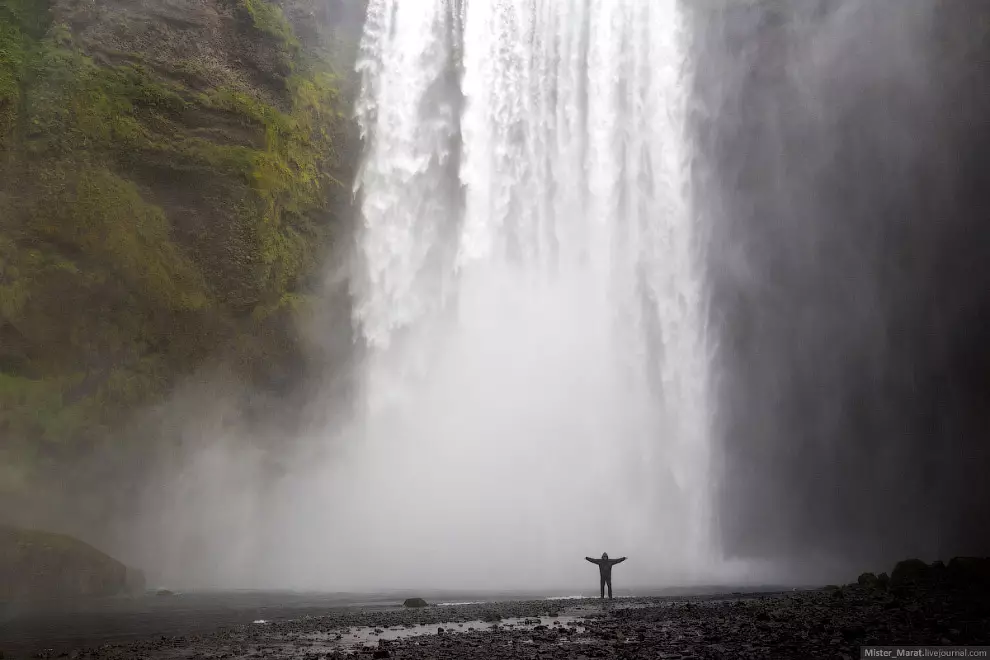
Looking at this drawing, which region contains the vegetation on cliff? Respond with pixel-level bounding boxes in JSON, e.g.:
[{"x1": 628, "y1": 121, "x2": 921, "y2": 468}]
[{"x1": 0, "y1": 0, "x2": 355, "y2": 496}]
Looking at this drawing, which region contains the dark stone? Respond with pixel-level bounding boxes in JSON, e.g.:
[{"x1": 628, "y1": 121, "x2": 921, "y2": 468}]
[
  {"x1": 402, "y1": 597, "x2": 428, "y2": 608},
  {"x1": 890, "y1": 559, "x2": 931, "y2": 587},
  {"x1": 156, "y1": 589, "x2": 176, "y2": 597},
  {"x1": 372, "y1": 651, "x2": 390, "y2": 659},
  {"x1": 946, "y1": 557, "x2": 990, "y2": 585},
  {"x1": 877, "y1": 572, "x2": 890, "y2": 589},
  {"x1": 857, "y1": 572, "x2": 880, "y2": 589}
]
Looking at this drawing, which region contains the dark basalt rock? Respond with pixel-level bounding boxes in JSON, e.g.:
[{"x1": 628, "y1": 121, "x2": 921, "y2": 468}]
[
  {"x1": 876, "y1": 572, "x2": 890, "y2": 590},
  {"x1": 857, "y1": 572, "x2": 879, "y2": 587},
  {"x1": 947, "y1": 556, "x2": 990, "y2": 585},
  {"x1": 890, "y1": 558, "x2": 931, "y2": 587},
  {"x1": 402, "y1": 597, "x2": 429, "y2": 608}
]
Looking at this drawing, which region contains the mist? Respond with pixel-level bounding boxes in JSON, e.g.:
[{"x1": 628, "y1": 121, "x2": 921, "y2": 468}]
[
  {"x1": 43, "y1": 0, "x2": 990, "y2": 594},
  {"x1": 695, "y1": 0, "x2": 990, "y2": 572}
]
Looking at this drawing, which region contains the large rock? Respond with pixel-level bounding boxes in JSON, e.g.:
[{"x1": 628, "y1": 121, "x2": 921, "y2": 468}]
[
  {"x1": 946, "y1": 557, "x2": 990, "y2": 586},
  {"x1": 0, "y1": 525, "x2": 134, "y2": 600},
  {"x1": 403, "y1": 597, "x2": 429, "y2": 608},
  {"x1": 890, "y1": 558, "x2": 931, "y2": 588},
  {"x1": 856, "y1": 572, "x2": 879, "y2": 588}
]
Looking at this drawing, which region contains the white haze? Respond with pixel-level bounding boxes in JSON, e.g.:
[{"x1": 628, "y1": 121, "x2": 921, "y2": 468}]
[{"x1": 118, "y1": 0, "x2": 791, "y2": 592}]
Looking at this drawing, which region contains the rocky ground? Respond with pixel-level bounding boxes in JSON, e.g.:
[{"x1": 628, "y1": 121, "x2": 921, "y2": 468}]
[{"x1": 11, "y1": 560, "x2": 988, "y2": 660}]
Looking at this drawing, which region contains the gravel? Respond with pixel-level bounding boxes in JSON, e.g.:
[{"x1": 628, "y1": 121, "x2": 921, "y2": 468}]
[{"x1": 16, "y1": 579, "x2": 986, "y2": 660}]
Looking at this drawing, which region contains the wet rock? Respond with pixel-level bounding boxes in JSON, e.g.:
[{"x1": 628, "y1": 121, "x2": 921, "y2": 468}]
[
  {"x1": 403, "y1": 597, "x2": 429, "y2": 608},
  {"x1": 156, "y1": 589, "x2": 177, "y2": 597},
  {"x1": 857, "y1": 572, "x2": 879, "y2": 588},
  {"x1": 891, "y1": 558, "x2": 931, "y2": 587},
  {"x1": 947, "y1": 557, "x2": 990, "y2": 585},
  {"x1": 52, "y1": 581, "x2": 990, "y2": 660}
]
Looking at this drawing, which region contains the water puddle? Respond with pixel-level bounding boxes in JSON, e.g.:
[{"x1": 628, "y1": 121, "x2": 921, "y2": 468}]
[{"x1": 279, "y1": 615, "x2": 587, "y2": 655}]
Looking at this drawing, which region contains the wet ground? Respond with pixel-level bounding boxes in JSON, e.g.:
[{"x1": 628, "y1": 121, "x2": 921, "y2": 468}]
[
  {"x1": 3, "y1": 580, "x2": 987, "y2": 660},
  {"x1": 0, "y1": 586, "x2": 786, "y2": 658}
]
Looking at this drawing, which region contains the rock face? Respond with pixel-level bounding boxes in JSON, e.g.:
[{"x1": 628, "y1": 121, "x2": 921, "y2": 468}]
[
  {"x1": 0, "y1": 0, "x2": 362, "y2": 524},
  {"x1": 402, "y1": 598, "x2": 429, "y2": 608},
  {"x1": 0, "y1": 525, "x2": 136, "y2": 600}
]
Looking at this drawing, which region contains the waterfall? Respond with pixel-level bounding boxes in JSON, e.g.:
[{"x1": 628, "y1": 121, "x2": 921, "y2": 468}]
[{"x1": 301, "y1": 0, "x2": 718, "y2": 590}]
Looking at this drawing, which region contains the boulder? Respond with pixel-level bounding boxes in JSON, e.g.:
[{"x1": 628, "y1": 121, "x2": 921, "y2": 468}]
[
  {"x1": 403, "y1": 597, "x2": 429, "y2": 608},
  {"x1": 876, "y1": 572, "x2": 890, "y2": 589},
  {"x1": 946, "y1": 557, "x2": 990, "y2": 586},
  {"x1": 857, "y1": 572, "x2": 879, "y2": 588},
  {"x1": 0, "y1": 525, "x2": 131, "y2": 600},
  {"x1": 890, "y1": 558, "x2": 931, "y2": 588}
]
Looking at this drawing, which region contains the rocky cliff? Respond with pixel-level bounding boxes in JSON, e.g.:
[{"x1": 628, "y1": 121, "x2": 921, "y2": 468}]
[
  {"x1": 0, "y1": 0, "x2": 363, "y2": 508},
  {"x1": 0, "y1": 524, "x2": 145, "y2": 599}
]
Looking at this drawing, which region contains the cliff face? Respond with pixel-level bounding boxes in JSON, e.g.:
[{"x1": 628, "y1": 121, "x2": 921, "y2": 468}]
[
  {"x1": 0, "y1": 0, "x2": 362, "y2": 503},
  {"x1": 0, "y1": 524, "x2": 144, "y2": 599}
]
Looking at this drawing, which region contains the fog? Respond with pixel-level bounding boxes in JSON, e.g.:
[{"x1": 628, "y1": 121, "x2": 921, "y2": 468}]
[
  {"x1": 30, "y1": 0, "x2": 990, "y2": 593},
  {"x1": 693, "y1": 0, "x2": 990, "y2": 572}
]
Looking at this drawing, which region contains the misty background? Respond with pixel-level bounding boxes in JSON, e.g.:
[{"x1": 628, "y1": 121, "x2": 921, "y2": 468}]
[
  {"x1": 4, "y1": 0, "x2": 989, "y2": 593},
  {"x1": 693, "y1": 0, "x2": 990, "y2": 571}
]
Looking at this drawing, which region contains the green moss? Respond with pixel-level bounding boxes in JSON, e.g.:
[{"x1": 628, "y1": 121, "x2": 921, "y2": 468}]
[
  {"x1": 0, "y1": 372, "x2": 90, "y2": 444},
  {"x1": 25, "y1": 46, "x2": 190, "y2": 154},
  {"x1": 30, "y1": 166, "x2": 210, "y2": 312},
  {"x1": 0, "y1": 0, "x2": 352, "y2": 497},
  {"x1": 251, "y1": 291, "x2": 315, "y2": 322},
  {"x1": 237, "y1": 0, "x2": 300, "y2": 61},
  {"x1": 0, "y1": 0, "x2": 53, "y2": 145},
  {"x1": 198, "y1": 67, "x2": 343, "y2": 296}
]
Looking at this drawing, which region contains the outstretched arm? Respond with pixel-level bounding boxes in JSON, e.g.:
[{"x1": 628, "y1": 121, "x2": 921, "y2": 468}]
[
  {"x1": 612, "y1": 557, "x2": 626, "y2": 565},
  {"x1": 585, "y1": 557, "x2": 599, "y2": 564}
]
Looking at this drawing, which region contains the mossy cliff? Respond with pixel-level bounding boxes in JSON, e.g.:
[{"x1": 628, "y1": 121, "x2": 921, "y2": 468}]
[{"x1": 0, "y1": 0, "x2": 359, "y2": 499}]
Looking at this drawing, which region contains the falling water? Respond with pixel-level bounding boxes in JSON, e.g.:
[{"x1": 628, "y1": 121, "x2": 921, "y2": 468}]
[{"x1": 283, "y1": 0, "x2": 719, "y2": 590}]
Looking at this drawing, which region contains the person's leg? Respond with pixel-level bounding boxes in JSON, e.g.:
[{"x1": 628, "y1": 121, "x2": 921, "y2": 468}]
[
  {"x1": 600, "y1": 575, "x2": 605, "y2": 599},
  {"x1": 606, "y1": 577, "x2": 613, "y2": 599}
]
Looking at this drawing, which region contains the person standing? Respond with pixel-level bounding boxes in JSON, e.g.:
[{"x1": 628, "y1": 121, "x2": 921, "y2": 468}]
[{"x1": 585, "y1": 552, "x2": 627, "y2": 599}]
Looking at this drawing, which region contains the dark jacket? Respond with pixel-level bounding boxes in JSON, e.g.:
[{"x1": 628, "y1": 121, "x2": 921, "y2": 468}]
[{"x1": 586, "y1": 556, "x2": 626, "y2": 579}]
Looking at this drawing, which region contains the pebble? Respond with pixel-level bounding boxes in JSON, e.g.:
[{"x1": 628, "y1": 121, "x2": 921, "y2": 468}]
[{"x1": 19, "y1": 581, "x2": 990, "y2": 660}]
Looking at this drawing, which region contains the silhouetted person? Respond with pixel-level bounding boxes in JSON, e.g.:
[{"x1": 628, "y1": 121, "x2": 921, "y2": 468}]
[{"x1": 585, "y1": 552, "x2": 626, "y2": 599}]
